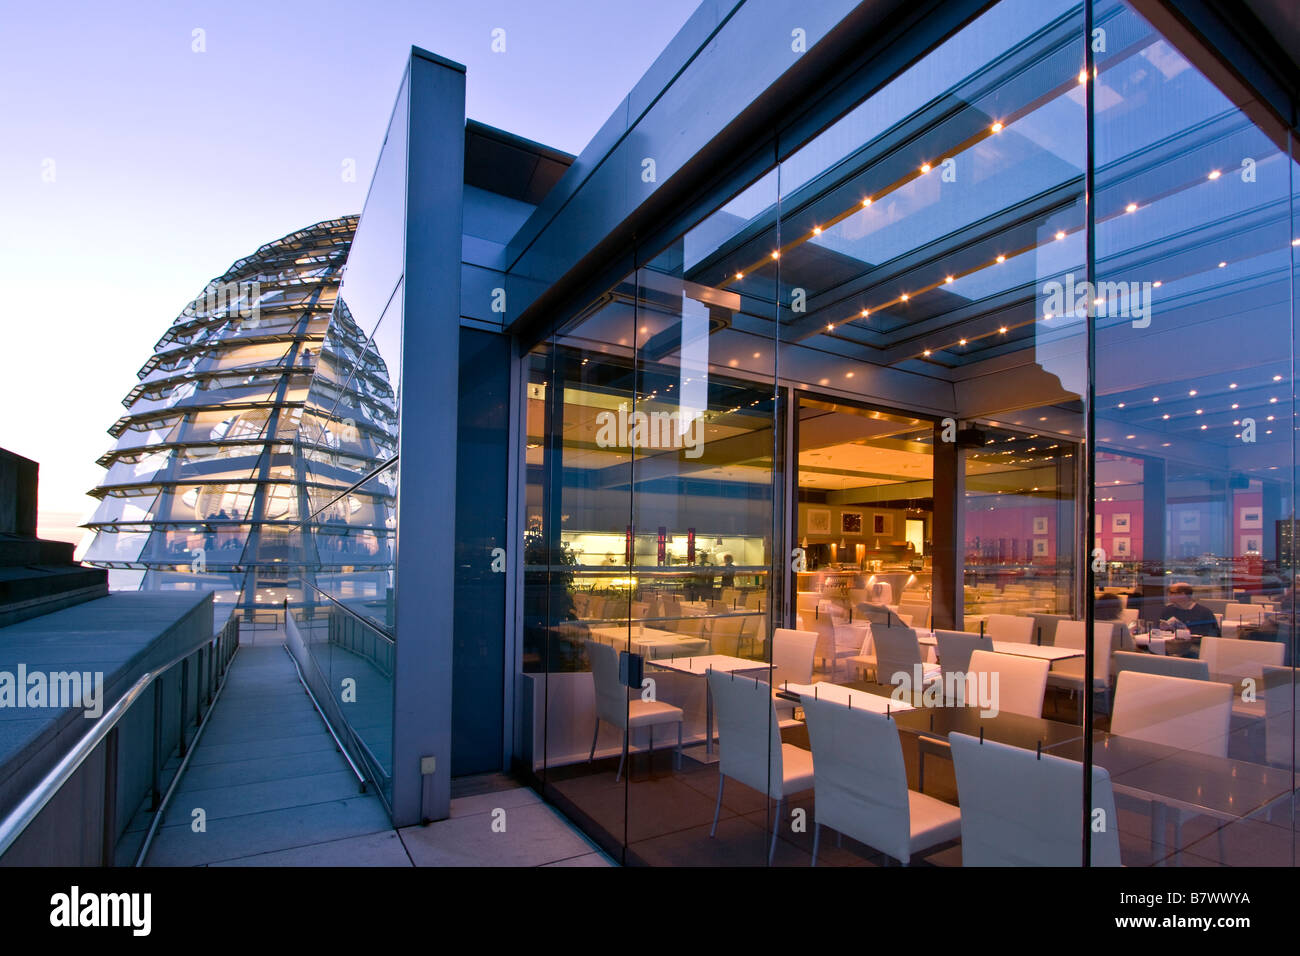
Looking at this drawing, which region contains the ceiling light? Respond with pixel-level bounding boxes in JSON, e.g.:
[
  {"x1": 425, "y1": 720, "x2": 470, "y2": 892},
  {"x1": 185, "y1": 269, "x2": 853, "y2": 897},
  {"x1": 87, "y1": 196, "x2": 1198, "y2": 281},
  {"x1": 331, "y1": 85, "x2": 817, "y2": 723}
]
[
  {"x1": 862, "y1": 197, "x2": 872, "y2": 207},
  {"x1": 1153, "y1": 280, "x2": 1162, "y2": 288},
  {"x1": 991, "y1": 122, "x2": 1003, "y2": 133},
  {"x1": 1208, "y1": 170, "x2": 1221, "y2": 180},
  {"x1": 1162, "y1": 413, "x2": 1170, "y2": 420},
  {"x1": 826, "y1": 323, "x2": 834, "y2": 332},
  {"x1": 999, "y1": 326, "x2": 1007, "y2": 334},
  {"x1": 1231, "y1": 403, "x2": 1239, "y2": 409},
  {"x1": 1273, "y1": 374, "x2": 1283, "y2": 381},
  {"x1": 1117, "y1": 402, "x2": 1126, "y2": 408},
  {"x1": 996, "y1": 254, "x2": 1006, "y2": 263},
  {"x1": 945, "y1": 275, "x2": 954, "y2": 283},
  {"x1": 1125, "y1": 202, "x2": 1138, "y2": 213},
  {"x1": 1055, "y1": 230, "x2": 1066, "y2": 241},
  {"x1": 901, "y1": 293, "x2": 909, "y2": 302},
  {"x1": 771, "y1": 250, "x2": 780, "y2": 260},
  {"x1": 734, "y1": 272, "x2": 743, "y2": 280},
  {"x1": 1229, "y1": 382, "x2": 1237, "y2": 389},
  {"x1": 1078, "y1": 69, "x2": 1088, "y2": 84},
  {"x1": 812, "y1": 226, "x2": 822, "y2": 236},
  {"x1": 921, "y1": 163, "x2": 931, "y2": 173},
  {"x1": 1188, "y1": 389, "x2": 1197, "y2": 396},
  {"x1": 861, "y1": 308, "x2": 869, "y2": 317},
  {"x1": 922, "y1": 349, "x2": 931, "y2": 357},
  {"x1": 959, "y1": 338, "x2": 967, "y2": 346},
  {"x1": 1218, "y1": 261, "x2": 1227, "y2": 268}
]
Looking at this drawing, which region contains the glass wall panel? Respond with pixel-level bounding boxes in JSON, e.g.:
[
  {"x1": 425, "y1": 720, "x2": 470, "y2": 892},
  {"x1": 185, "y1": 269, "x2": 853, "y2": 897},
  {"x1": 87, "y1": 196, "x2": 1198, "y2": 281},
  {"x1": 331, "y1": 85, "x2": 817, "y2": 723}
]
[{"x1": 1087, "y1": 0, "x2": 1296, "y2": 866}]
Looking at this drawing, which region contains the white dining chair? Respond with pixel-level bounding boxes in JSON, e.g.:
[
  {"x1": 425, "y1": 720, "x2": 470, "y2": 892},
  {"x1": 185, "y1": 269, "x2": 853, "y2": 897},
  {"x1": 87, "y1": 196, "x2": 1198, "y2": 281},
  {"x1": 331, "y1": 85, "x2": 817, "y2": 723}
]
[
  {"x1": 586, "y1": 640, "x2": 683, "y2": 782},
  {"x1": 934, "y1": 630, "x2": 991, "y2": 679},
  {"x1": 966, "y1": 649, "x2": 1049, "y2": 719},
  {"x1": 833, "y1": 621, "x2": 871, "y2": 680},
  {"x1": 1047, "y1": 621, "x2": 1116, "y2": 712},
  {"x1": 1198, "y1": 635, "x2": 1284, "y2": 677},
  {"x1": 709, "y1": 615, "x2": 752, "y2": 658},
  {"x1": 984, "y1": 613, "x2": 1035, "y2": 644},
  {"x1": 871, "y1": 626, "x2": 940, "y2": 701},
  {"x1": 801, "y1": 694, "x2": 960, "y2": 865},
  {"x1": 949, "y1": 732, "x2": 1121, "y2": 866},
  {"x1": 1113, "y1": 651, "x2": 1209, "y2": 681},
  {"x1": 707, "y1": 669, "x2": 814, "y2": 863},
  {"x1": 1110, "y1": 669, "x2": 1234, "y2": 861},
  {"x1": 771, "y1": 627, "x2": 817, "y2": 727},
  {"x1": 1262, "y1": 665, "x2": 1295, "y2": 770}
]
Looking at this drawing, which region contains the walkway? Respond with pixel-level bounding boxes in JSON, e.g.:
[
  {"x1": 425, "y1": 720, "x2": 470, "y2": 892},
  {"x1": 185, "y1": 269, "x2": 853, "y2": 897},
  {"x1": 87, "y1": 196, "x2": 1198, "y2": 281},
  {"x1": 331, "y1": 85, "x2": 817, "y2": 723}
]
[{"x1": 143, "y1": 639, "x2": 611, "y2": 867}]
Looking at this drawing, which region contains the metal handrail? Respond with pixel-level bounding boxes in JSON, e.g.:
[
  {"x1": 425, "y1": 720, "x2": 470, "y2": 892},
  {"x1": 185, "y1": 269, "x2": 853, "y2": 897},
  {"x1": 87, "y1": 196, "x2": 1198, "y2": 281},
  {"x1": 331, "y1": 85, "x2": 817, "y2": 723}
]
[
  {"x1": 133, "y1": 642, "x2": 239, "y2": 865},
  {"x1": 0, "y1": 618, "x2": 238, "y2": 861}
]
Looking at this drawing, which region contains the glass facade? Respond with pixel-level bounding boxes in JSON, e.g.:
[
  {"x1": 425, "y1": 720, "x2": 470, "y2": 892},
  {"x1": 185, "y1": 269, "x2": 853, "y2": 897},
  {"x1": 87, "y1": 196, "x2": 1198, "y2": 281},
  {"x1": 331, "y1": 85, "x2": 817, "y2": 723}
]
[
  {"x1": 82, "y1": 216, "x2": 358, "y2": 624},
  {"x1": 512, "y1": 0, "x2": 1300, "y2": 865}
]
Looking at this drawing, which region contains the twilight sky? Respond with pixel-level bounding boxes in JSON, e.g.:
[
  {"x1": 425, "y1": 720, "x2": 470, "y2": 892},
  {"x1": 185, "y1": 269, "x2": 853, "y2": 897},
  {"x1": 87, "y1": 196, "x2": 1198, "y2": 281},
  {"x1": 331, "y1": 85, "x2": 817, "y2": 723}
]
[{"x1": 0, "y1": 0, "x2": 701, "y2": 545}]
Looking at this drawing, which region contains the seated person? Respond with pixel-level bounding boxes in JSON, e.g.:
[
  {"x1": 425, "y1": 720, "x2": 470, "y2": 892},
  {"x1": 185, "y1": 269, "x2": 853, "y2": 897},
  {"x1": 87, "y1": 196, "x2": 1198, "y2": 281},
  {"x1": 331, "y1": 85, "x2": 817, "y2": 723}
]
[
  {"x1": 1158, "y1": 582, "x2": 1220, "y2": 637},
  {"x1": 1094, "y1": 592, "x2": 1122, "y2": 621}
]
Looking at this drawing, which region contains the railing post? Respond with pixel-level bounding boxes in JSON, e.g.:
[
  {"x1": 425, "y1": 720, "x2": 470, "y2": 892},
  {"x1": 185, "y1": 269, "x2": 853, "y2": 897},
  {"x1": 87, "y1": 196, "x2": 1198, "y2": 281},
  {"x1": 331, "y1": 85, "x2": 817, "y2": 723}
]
[
  {"x1": 179, "y1": 659, "x2": 189, "y2": 758},
  {"x1": 151, "y1": 680, "x2": 162, "y2": 811},
  {"x1": 102, "y1": 726, "x2": 118, "y2": 866},
  {"x1": 196, "y1": 647, "x2": 205, "y2": 722}
]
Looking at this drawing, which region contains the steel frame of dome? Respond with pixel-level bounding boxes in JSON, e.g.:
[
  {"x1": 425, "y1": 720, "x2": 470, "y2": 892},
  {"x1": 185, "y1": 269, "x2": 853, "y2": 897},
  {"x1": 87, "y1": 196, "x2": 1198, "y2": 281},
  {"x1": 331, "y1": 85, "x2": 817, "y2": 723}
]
[{"x1": 80, "y1": 215, "x2": 396, "y2": 615}]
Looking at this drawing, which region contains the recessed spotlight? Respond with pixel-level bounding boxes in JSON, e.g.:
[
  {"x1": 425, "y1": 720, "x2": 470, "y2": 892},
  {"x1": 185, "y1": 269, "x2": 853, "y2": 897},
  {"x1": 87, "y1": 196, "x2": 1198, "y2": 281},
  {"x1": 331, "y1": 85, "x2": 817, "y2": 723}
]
[
  {"x1": 1200, "y1": 424, "x2": 1208, "y2": 430},
  {"x1": 945, "y1": 275, "x2": 954, "y2": 283},
  {"x1": 1126, "y1": 435, "x2": 1135, "y2": 439},
  {"x1": 996, "y1": 254, "x2": 1006, "y2": 263},
  {"x1": 922, "y1": 349, "x2": 931, "y2": 357},
  {"x1": 771, "y1": 250, "x2": 780, "y2": 260},
  {"x1": 901, "y1": 293, "x2": 909, "y2": 302},
  {"x1": 1231, "y1": 403, "x2": 1239, "y2": 409},
  {"x1": 921, "y1": 163, "x2": 931, "y2": 174},
  {"x1": 1195, "y1": 409, "x2": 1203, "y2": 415},
  {"x1": 991, "y1": 122, "x2": 1003, "y2": 133},
  {"x1": 826, "y1": 323, "x2": 834, "y2": 332},
  {"x1": 1117, "y1": 402, "x2": 1126, "y2": 408},
  {"x1": 1229, "y1": 382, "x2": 1237, "y2": 389},
  {"x1": 1162, "y1": 413, "x2": 1170, "y2": 420},
  {"x1": 846, "y1": 371, "x2": 854, "y2": 378},
  {"x1": 1125, "y1": 202, "x2": 1138, "y2": 213},
  {"x1": 1153, "y1": 280, "x2": 1162, "y2": 288},
  {"x1": 1078, "y1": 69, "x2": 1088, "y2": 84},
  {"x1": 1218, "y1": 261, "x2": 1227, "y2": 268},
  {"x1": 861, "y1": 308, "x2": 869, "y2": 317},
  {"x1": 959, "y1": 338, "x2": 967, "y2": 346},
  {"x1": 1270, "y1": 396, "x2": 1278, "y2": 403},
  {"x1": 734, "y1": 272, "x2": 743, "y2": 280},
  {"x1": 999, "y1": 326, "x2": 1007, "y2": 334},
  {"x1": 862, "y1": 197, "x2": 872, "y2": 207},
  {"x1": 1055, "y1": 230, "x2": 1066, "y2": 241},
  {"x1": 1273, "y1": 374, "x2": 1283, "y2": 381},
  {"x1": 1208, "y1": 170, "x2": 1221, "y2": 180},
  {"x1": 812, "y1": 226, "x2": 822, "y2": 236},
  {"x1": 1188, "y1": 389, "x2": 1197, "y2": 396}
]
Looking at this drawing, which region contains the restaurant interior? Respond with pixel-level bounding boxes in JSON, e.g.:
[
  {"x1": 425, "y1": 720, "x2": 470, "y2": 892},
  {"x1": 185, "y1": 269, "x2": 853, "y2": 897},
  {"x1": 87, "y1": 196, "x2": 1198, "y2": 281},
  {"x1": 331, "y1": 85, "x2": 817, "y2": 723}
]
[{"x1": 519, "y1": 0, "x2": 1300, "y2": 866}]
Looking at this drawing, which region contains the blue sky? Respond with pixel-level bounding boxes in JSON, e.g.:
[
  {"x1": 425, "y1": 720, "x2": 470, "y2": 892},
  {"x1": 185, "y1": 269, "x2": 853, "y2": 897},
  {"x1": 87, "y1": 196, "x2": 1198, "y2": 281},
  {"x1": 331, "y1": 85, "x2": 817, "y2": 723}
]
[{"x1": 0, "y1": 0, "x2": 701, "y2": 543}]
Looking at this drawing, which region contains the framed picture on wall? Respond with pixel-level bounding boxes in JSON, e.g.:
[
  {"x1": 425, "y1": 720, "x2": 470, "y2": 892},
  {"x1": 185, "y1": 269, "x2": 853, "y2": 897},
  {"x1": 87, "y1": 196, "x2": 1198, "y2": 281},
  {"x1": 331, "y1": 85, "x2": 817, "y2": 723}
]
[
  {"x1": 1111, "y1": 513, "x2": 1131, "y2": 533},
  {"x1": 841, "y1": 511, "x2": 863, "y2": 534},
  {"x1": 1240, "y1": 507, "x2": 1263, "y2": 530},
  {"x1": 1032, "y1": 538, "x2": 1049, "y2": 556},
  {"x1": 1113, "y1": 536, "x2": 1131, "y2": 557},
  {"x1": 872, "y1": 513, "x2": 892, "y2": 535},
  {"x1": 1177, "y1": 511, "x2": 1200, "y2": 532},
  {"x1": 1033, "y1": 516, "x2": 1049, "y2": 535},
  {"x1": 1241, "y1": 534, "x2": 1262, "y2": 554},
  {"x1": 807, "y1": 508, "x2": 831, "y2": 534}
]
